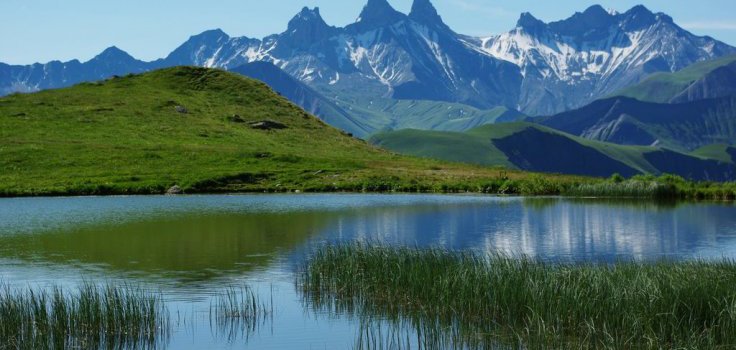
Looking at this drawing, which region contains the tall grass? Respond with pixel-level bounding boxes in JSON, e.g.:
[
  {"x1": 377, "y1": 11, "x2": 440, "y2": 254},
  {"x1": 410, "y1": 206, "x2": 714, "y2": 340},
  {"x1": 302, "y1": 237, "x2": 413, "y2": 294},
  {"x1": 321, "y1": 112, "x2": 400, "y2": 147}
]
[
  {"x1": 566, "y1": 179, "x2": 678, "y2": 198},
  {"x1": 209, "y1": 286, "x2": 271, "y2": 342},
  {"x1": 0, "y1": 283, "x2": 169, "y2": 349},
  {"x1": 301, "y1": 245, "x2": 736, "y2": 349},
  {"x1": 566, "y1": 173, "x2": 736, "y2": 200}
]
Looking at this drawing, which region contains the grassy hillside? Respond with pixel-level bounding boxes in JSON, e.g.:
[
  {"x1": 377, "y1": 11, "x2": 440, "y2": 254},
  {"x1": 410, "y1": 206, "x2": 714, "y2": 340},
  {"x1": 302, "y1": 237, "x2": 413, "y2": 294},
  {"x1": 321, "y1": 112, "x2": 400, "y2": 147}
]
[
  {"x1": 371, "y1": 122, "x2": 736, "y2": 181},
  {"x1": 0, "y1": 66, "x2": 581, "y2": 196},
  {"x1": 614, "y1": 54, "x2": 736, "y2": 103}
]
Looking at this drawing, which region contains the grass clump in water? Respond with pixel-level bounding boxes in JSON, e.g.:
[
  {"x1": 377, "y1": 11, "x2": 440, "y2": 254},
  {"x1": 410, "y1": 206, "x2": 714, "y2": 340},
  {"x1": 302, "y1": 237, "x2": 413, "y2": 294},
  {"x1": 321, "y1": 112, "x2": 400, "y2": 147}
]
[
  {"x1": 0, "y1": 283, "x2": 168, "y2": 349},
  {"x1": 210, "y1": 286, "x2": 271, "y2": 342},
  {"x1": 301, "y1": 245, "x2": 736, "y2": 349}
]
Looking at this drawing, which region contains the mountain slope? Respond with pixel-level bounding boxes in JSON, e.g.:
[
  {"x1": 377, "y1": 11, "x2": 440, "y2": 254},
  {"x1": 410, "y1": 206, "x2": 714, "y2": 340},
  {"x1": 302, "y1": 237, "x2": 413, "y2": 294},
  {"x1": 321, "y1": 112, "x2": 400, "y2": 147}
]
[
  {"x1": 371, "y1": 122, "x2": 736, "y2": 180},
  {"x1": 535, "y1": 96, "x2": 736, "y2": 151},
  {"x1": 229, "y1": 62, "x2": 524, "y2": 136},
  {"x1": 614, "y1": 54, "x2": 736, "y2": 103},
  {"x1": 229, "y1": 62, "x2": 372, "y2": 137},
  {"x1": 1, "y1": 67, "x2": 552, "y2": 196}
]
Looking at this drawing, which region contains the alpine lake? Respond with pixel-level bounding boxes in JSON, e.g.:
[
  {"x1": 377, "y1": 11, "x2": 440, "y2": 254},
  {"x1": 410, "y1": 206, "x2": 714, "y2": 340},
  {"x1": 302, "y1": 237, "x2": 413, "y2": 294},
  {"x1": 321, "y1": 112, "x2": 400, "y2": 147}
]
[{"x1": 1, "y1": 194, "x2": 735, "y2": 349}]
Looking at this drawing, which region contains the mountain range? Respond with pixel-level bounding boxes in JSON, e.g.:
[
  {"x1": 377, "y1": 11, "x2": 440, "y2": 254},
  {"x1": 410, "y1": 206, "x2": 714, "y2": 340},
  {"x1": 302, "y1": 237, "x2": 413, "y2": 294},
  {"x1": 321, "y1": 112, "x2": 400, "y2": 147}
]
[
  {"x1": 529, "y1": 54, "x2": 736, "y2": 152},
  {"x1": 1, "y1": 0, "x2": 734, "y2": 136},
  {"x1": 374, "y1": 49, "x2": 736, "y2": 180}
]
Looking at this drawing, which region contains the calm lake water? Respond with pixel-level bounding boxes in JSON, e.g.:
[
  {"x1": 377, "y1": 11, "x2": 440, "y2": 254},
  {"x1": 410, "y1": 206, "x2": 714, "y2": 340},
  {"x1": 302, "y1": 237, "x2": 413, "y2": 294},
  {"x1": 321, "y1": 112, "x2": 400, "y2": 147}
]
[{"x1": 1, "y1": 194, "x2": 735, "y2": 349}]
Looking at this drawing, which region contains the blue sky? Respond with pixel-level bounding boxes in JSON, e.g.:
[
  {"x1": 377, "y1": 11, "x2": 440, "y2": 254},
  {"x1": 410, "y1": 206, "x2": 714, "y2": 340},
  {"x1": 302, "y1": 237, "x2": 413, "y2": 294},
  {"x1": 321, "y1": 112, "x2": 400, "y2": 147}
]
[{"x1": 1, "y1": 0, "x2": 735, "y2": 64}]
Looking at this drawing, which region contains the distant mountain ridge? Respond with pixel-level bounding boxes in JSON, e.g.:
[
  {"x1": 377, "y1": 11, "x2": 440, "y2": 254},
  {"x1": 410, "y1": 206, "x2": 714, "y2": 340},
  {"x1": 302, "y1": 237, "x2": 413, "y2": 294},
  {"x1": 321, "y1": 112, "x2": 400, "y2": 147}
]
[
  {"x1": 0, "y1": 46, "x2": 154, "y2": 95},
  {"x1": 535, "y1": 95, "x2": 736, "y2": 151},
  {"x1": 1, "y1": 1, "x2": 733, "y2": 123}
]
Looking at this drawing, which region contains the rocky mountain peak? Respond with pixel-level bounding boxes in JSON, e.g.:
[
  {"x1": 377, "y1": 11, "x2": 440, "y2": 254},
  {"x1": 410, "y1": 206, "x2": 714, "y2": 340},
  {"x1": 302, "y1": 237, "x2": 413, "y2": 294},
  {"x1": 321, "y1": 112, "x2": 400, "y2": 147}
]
[
  {"x1": 620, "y1": 5, "x2": 658, "y2": 30},
  {"x1": 409, "y1": 0, "x2": 446, "y2": 28},
  {"x1": 288, "y1": 7, "x2": 328, "y2": 30},
  {"x1": 283, "y1": 7, "x2": 336, "y2": 48},
  {"x1": 516, "y1": 12, "x2": 547, "y2": 35},
  {"x1": 191, "y1": 29, "x2": 230, "y2": 42},
  {"x1": 350, "y1": 0, "x2": 406, "y2": 32},
  {"x1": 90, "y1": 46, "x2": 138, "y2": 64},
  {"x1": 548, "y1": 4, "x2": 616, "y2": 36}
]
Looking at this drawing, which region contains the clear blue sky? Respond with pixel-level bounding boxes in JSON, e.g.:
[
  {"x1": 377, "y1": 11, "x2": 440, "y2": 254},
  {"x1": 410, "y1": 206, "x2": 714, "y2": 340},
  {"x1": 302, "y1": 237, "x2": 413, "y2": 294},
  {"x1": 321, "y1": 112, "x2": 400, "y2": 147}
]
[{"x1": 1, "y1": 0, "x2": 735, "y2": 64}]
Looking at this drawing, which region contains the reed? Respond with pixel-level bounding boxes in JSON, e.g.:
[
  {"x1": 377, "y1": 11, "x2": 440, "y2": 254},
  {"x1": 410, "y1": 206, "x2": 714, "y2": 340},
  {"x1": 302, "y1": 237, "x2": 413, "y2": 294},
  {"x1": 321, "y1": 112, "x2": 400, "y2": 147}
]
[
  {"x1": 209, "y1": 286, "x2": 271, "y2": 342},
  {"x1": 0, "y1": 283, "x2": 168, "y2": 349},
  {"x1": 301, "y1": 245, "x2": 736, "y2": 349}
]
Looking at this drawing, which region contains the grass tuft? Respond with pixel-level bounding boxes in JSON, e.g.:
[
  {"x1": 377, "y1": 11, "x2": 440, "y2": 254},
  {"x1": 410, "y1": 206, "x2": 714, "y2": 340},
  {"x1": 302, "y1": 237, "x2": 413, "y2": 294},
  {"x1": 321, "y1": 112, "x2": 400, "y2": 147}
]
[{"x1": 210, "y1": 286, "x2": 271, "y2": 342}]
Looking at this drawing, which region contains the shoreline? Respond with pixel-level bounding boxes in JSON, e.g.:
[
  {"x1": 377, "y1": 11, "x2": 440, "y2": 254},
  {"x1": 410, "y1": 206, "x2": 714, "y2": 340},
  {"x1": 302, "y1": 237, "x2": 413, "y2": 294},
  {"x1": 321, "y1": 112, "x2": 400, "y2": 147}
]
[{"x1": 1, "y1": 189, "x2": 735, "y2": 203}]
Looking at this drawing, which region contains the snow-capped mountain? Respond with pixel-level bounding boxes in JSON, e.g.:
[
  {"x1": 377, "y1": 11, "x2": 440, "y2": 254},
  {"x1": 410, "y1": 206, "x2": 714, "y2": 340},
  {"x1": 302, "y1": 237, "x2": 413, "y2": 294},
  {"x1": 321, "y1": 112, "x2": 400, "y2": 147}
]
[
  {"x1": 154, "y1": 0, "x2": 522, "y2": 109},
  {"x1": 1, "y1": 1, "x2": 734, "y2": 118},
  {"x1": 480, "y1": 5, "x2": 736, "y2": 115}
]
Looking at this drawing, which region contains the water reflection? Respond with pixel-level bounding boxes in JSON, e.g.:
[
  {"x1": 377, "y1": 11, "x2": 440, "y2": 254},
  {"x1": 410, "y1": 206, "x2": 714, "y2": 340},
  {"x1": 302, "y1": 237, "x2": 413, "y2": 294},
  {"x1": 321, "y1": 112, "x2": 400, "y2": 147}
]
[
  {"x1": 0, "y1": 212, "x2": 330, "y2": 283},
  {"x1": 1, "y1": 195, "x2": 736, "y2": 349},
  {"x1": 0, "y1": 196, "x2": 735, "y2": 283}
]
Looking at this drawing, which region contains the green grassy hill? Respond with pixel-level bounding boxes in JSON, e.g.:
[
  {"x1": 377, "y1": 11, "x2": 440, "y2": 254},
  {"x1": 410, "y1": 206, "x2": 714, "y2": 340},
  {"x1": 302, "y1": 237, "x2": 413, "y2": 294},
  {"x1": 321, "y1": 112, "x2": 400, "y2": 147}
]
[
  {"x1": 371, "y1": 123, "x2": 736, "y2": 180},
  {"x1": 0, "y1": 67, "x2": 578, "y2": 196},
  {"x1": 614, "y1": 55, "x2": 736, "y2": 103}
]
